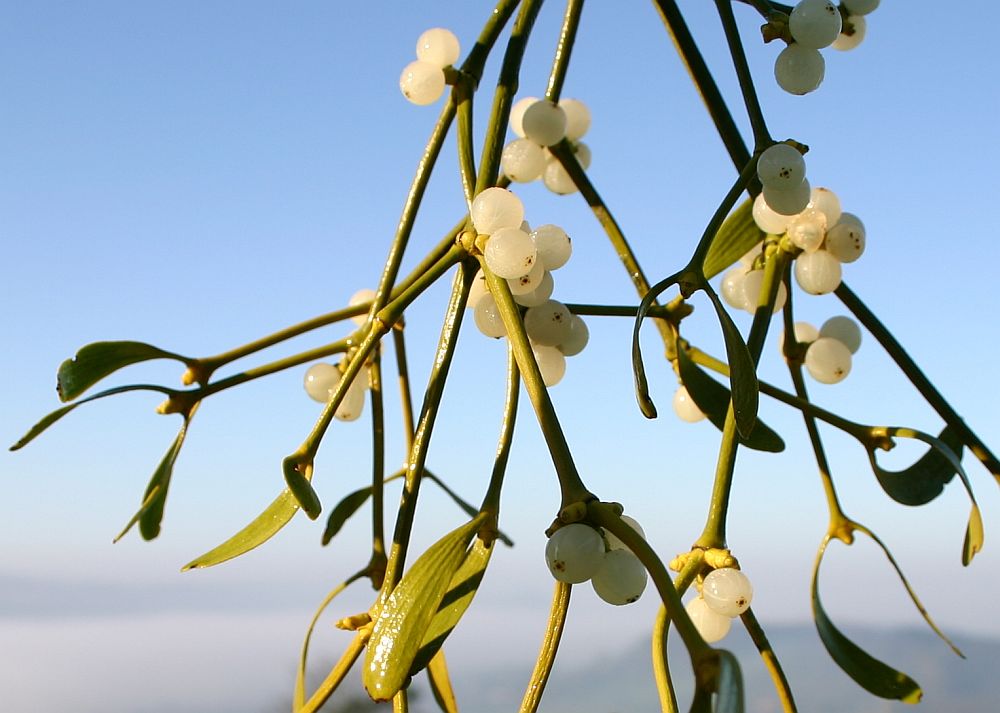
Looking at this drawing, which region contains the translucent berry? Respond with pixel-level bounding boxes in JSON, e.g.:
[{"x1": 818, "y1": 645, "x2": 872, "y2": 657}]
[
  {"x1": 807, "y1": 187, "x2": 842, "y2": 228},
  {"x1": 471, "y1": 187, "x2": 525, "y2": 235},
  {"x1": 467, "y1": 270, "x2": 490, "y2": 310},
  {"x1": 787, "y1": 208, "x2": 827, "y2": 253},
  {"x1": 349, "y1": 288, "x2": 377, "y2": 326},
  {"x1": 559, "y1": 98, "x2": 591, "y2": 140},
  {"x1": 686, "y1": 596, "x2": 731, "y2": 643},
  {"x1": 604, "y1": 516, "x2": 646, "y2": 551},
  {"x1": 824, "y1": 212, "x2": 866, "y2": 263},
  {"x1": 484, "y1": 226, "x2": 536, "y2": 279},
  {"x1": 509, "y1": 96, "x2": 539, "y2": 138},
  {"x1": 820, "y1": 315, "x2": 862, "y2": 353},
  {"x1": 805, "y1": 337, "x2": 852, "y2": 383},
  {"x1": 507, "y1": 259, "x2": 546, "y2": 295},
  {"x1": 524, "y1": 300, "x2": 573, "y2": 346},
  {"x1": 789, "y1": 0, "x2": 842, "y2": 49},
  {"x1": 521, "y1": 100, "x2": 567, "y2": 146},
  {"x1": 763, "y1": 178, "x2": 811, "y2": 216},
  {"x1": 399, "y1": 60, "x2": 446, "y2": 105},
  {"x1": 831, "y1": 15, "x2": 867, "y2": 51},
  {"x1": 573, "y1": 142, "x2": 592, "y2": 169},
  {"x1": 558, "y1": 314, "x2": 590, "y2": 357},
  {"x1": 542, "y1": 156, "x2": 577, "y2": 195},
  {"x1": 702, "y1": 568, "x2": 753, "y2": 617},
  {"x1": 843, "y1": 0, "x2": 879, "y2": 15},
  {"x1": 532, "y1": 344, "x2": 566, "y2": 386},
  {"x1": 757, "y1": 143, "x2": 806, "y2": 190},
  {"x1": 304, "y1": 363, "x2": 340, "y2": 403},
  {"x1": 742, "y1": 269, "x2": 788, "y2": 314},
  {"x1": 532, "y1": 224, "x2": 572, "y2": 270},
  {"x1": 545, "y1": 523, "x2": 605, "y2": 583},
  {"x1": 673, "y1": 386, "x2": 706, "y2": 423},
  {"x1": 779, "y1": 321, "x2": 819, "y2": 355},
  {"x1": 752, "y1": 193, "x2": 792, "y2": 235},
  {"x1": 334, "y1": 369, "x2": 367, "y2": 422},
  {"x1": 473, "y1": 294, "x2": 507, "y2": 338},
  {"x1": 592, "y1": 550, "x2": 648, "y2": 605},
  {"x1": 415, "y1": 28, "x2": 461, "y2": 68},
  {"x1": 774, "y1": 44, "x2": 825, "y2": 95},
  {"x1": 501, "y1": 138, "x2": 546, "y2": 183},
  {"x1": 794, "y1": 249, "x2": 842, "y2": 295},
  {"x1": 721, "y1": 267, "x2": 749, "y2": 310},
  {"x1": 514, "y1": 270, "x2": 554, "y2": 307}
]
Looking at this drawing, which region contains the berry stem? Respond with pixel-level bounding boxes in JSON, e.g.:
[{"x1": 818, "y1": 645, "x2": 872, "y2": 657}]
[
  {"x1": 544, "y1": 0, "x2": 586, "y2": 104},
  {"x1": 479, "y1": 343, "x2": 520, "y2": 519},
  {"x1": 740, "y1": 607, "x2": 799, "y2": 712},
  {"x1": 454, "y1": 75, "x2": 478, "y2": 208},
  {"x1": 715, "y1": 0, "x2": 773, "y2": 150},
  {"x1": 518, "y1": 581, "x2": 571, "y2": 713},
  {"x1": 652, "y1": 550, "x2": 705, "y2": 713},
  {"x1": 835, "y1": 281, "x2": 1000, "y2": 484}
]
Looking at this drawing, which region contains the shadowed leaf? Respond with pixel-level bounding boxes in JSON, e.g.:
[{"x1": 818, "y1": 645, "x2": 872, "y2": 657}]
[
  {"x1": 702, "y1": 198, "x2": 763, "y2": 280},
  {"x1": 703, "y1": 286, "x2": 758, "y2": 438},
  {"x1": 631, "y1": 270, "x2": 683, "y2": 419},
  {"x1": 427, "y1": 472, "x2": 513, "y2": 546},
  {"x1": 284, "y1": 459, "x2": 321, "y2": 520},
  {"x1": 715, "y1": 650, "x2": 745, "y2": 713},
  {"x1": 322, "y1": 486, "x2": 374, "y2": 545},
  {"x1": 868, "y1": 426, "x2": 963, "y2": 506},
  {"x1": 57, "y1": 341, "x2": 190, "y2": 402},
  {"x1": 677, "y1": 347, "x2": 783, "y2": 452},
  {"x1": 363, "y1": 514, "x2": 486, "y2": 702}
]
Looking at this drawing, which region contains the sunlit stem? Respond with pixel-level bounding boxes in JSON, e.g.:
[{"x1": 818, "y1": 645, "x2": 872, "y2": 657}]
[
  {"x1": 392, "y1": 690, "x2": 409, "y2": 713},
  {"x1": 379, "y1": 262, "x2": 476, "y2": 601},
  {"x1": 455, "y1": 75, "x2": 478, "y2": 208},
  {"x1": 460, "y1": 0, "x2": 524, "y2": 83},
  {"x1": 298, "y1": 630, "x2": 368, "y2": 713},
  {"x1": 544, "y1": 0, "x2": 586, "y2": 103},
  {"x1": 519, "y1": 582, "x2": 571, "y2": 713},
  {"x1": 480, "y1": 343, "x2": 520, "y2": 521},
  {"x1": 740, "y1": 608, "x2": 798, "y2": 712},
  {"x1": 652, "y1": 551, "x2": 704, "y2": 713}
]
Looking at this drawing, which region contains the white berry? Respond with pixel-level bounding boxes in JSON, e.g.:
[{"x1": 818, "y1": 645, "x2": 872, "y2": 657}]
[
  {"x1": 603, "y1": 516, "x2": 646, "y2": 551},
  {"x1": 774, "y1": 44, "x2": 825, "y2": 95},
  {"x1": 532, "y1": 224, "x2": 573, "y2": 270},
  {"x1": 415, "y1": 28, "x2": 461, "y2": 68},
  {"x1": 524, "y1": 300, "x2": 574, "y2": 346},
  {"x1": 592, "y1": 549, "x2": 648, "y2": 605},
  {"x1": 794, "y1": 249, "x2": 842, "y2": 294},
  {"x1": 787, "y1": 208, "x2": 828, "y2": 253},
  {"x1": 334, "y1": 369, "x2": 367, "y2": 422},
  {"x1": 702, "y1": 568, "x2": 753, "y2": 617},
  {"x1": 722, "y1": 267, "x2": 750, "y2": 310},
  {"x1": 521, "y1": 100, "x2": 567, "y2": 146},
  {"x1": 545, "y1": 524, "x2": 605, "y2": 583},
  {"x1": 757, "y1": 143, "x2": 806, "y2": 190},
  {"x1": 532, "y1": 344, "x2": 566, "y2": 387},
  {"x1": 558, "y1": 314, "x2": 590, "y2": 357},
  {"x1": 763, "y1": 177, "x2": 811, "y2": 216},
  {"x1": 789, "y1": 0, "x2": 842, "y2": 49},
  {"x1": 805, "y1": 337, "x2": 853, "y2": 383},
  {"x1": 502, "y1": 138, "x2": 546, "y2": 183},
  {"x1": 686, "y1": 596, "x2": 732, "y2": 643},
  {"x1": 473, "y1": 294, "x2": 507, "y2": 338},
  {"x1": 509, "y1": 96, "x2": 539, "y2": 138},
  {"x1": 779, "y1": 321, "x2": 819, "y2": 355},
  {"x1": 471, "y1": 187, "x2": 525, "y2": 235},
  {"x1": 485, "y1": 226, "x2": 536, "y2": 279},
  {"x1": 752, "y1": 193, "x2": 792, "y2": 235},
  {"x1": 542, "y1": 156, "x2": 577, "y2": 195},
  {"x1": 673, "y1": 386, "x2": 706, "y2": 423},
  {"x1": 349, "y1": 288, "x2": 377, "y2": 326},
  {"x1": 559, "y1": 98, "x2": 591, "y2": 141},
  {"x1": 467, "y1": 270, "x2": 490, "y2": 309},
  {"x1": 514, "y1": 270, "x2": 555, "y2": 307},
  {"x1": 507, "y1": 259, "x2": 546, "y2": 295},
  {"x1": 807, "y1": 187, "x2": 842, "y2": 228},
  {"x1": 842, "y1": 0, "x2": 879, "y2": 15},
  {"x1": 742, "y1": 269, "x2": 788, "y2": 314},
  {"x1": 399, "y1": 60, "x2": 445, "y2": 105},
  {"x1": 820, "y1": 315, "x2": 862, "y2": 353},
  {"x1": 831, "y1": 15, "x2": 867, "y2": 51},
  {"x1": 824, "y1": 212, "x2": 866, "y2": 263},
  {"x1": 304, "y1": 363, "x2": 340, "y2": 403}
]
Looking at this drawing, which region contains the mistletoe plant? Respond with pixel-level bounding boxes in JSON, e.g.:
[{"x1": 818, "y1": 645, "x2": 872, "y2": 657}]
[{"x1": 12, "y1": 0, "x2": 999, "y2": 711}]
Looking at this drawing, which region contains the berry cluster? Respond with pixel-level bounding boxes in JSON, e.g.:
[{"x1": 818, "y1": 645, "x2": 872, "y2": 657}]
[
  {"x1": 501, "y1": 97, "x2": 592, "y2": 195},
  {"x1": 685, "y1": 568, "x2": 754, "y2": 643},
  {"x1": 774, "y1": 0, "x2": 880, "y2": 95},
  {"x1": 780, "y1": 314, "x2": 862, "y2": 384},
  {"x1": 468, "y1": 187, "x2": 589, "y2": 386},
  {"x1": 544, "y1": 517, "x2": 648, "y2": 606},
  {"x1": 399, "y1": 28, "x2": 460, "y2": 106}
]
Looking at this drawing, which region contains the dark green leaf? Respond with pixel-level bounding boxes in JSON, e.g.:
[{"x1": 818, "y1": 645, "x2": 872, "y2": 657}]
[
  {"x1": 364, "y1": 514, "x2": 486, "y2": 702},
  {"x1": 10, "y1": 384, "x2": 175, "y2": 451},
  {"x1": 283, "y1": 458, "x2": 321, "y2": 520},
  {"x1": 114, "y1": 408, "x2": 197, "y2": 542},
  {"x1": 714, "y1": 650, "x2": 745, "y2": 713},
  {"x1": 183, "y1": 490, "x2": 301, "y2": 570},
  {"x1": 410, "y1": 538, "x2": 493, "y2": 675},
  {"x1": 57, "y1": 341, "x2": 190, "y2": 402},
  {"x1": 703, "y1": 287, "x2": 759, "y2": 439},
  {"x1": 631, "y1": 270, "x2": 684, "y2": 419},
  {"x1": 676, "y1": 347, "x2": 784, "y2": 452},
  {"x1": 321, "y1": 486, "x2": 374, "y2": 545},
  {"x1": 812, "y1": 538, "x2": 922, "y2": 703},
  {"x1": 702, "y1": 199, "x2": 764, "y2": 280},
  {"x1": 868, "y1": 426, "x2": 963, "y2": 506}
]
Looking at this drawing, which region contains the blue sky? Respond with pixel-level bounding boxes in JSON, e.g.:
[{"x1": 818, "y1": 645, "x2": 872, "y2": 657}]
[{"x1": 2, "y1": 2, "x2": 999, "y2": 711}]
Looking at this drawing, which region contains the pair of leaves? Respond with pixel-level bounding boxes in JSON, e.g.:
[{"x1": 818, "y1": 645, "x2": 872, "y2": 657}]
[
  {"x1": 363, "y1": 514, "x2": 487, "y2": 701},
  {"x1": 56, "y1": 340, "x2": 192, "y2": 402},
  {"x1": 676, "y1": 346, "x2": 783, "y2": 452}
]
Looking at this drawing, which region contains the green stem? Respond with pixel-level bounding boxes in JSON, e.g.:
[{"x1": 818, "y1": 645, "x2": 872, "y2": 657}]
[
  {"x1": 714, "y1": 0, "x2": 771, "y2": 149},
  {"x1": 836, "y1": 281, "x2": 1000, "y2": 483},
  {"x1": 652, "y1": 551, "x2": 704, "y2": 713},
  {"x1": 455, "y1": 75, "x2": 478, "y2": 208},
  {"x1": 518, "y1": 582, "x2": 571, "y2": 713},
  {"x1": 380, "y1": 261, "x2": 476, "y2": 600},
  {"x1": 740, "y1": 608, "x2": 798, "y2": 712},
  {"x1": 391, "y1": 327, "x2": 417, "y2": 452},
  {"x1": 393, "y1": 690, "x2": 409, "y2": 713},
  {"x1": 298, "y1": 631, "x2": 368, "y2": 713},
  {"x1": 460, "y1": 0, "x2": 524, "y2": 83},
  {"x1": 544, "y1": 0, "x2": 586, "y2": 103},
  {"x1": 368, "y1": 349, "x2": 387, "y2": 588},
  {"x1": 481, "y1": 342, "x2": 520, "y2": 517}
]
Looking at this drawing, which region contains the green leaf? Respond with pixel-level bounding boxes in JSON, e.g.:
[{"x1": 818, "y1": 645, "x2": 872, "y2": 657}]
[
  {"x1": 183, "y1": 490, "x2": 301, "y2": 570},
  {"x1": 363, "y1": 514, "x2": 486, "y2": 702},
  {"x1": 703, "y1": 286, "x2": 759, "y2": 439},
  {"x1": 702, "y1": 198, "x2": 764, "y2": 280},
  {"x1": 410, "y1": 538, "x2": 494, "y2": 675},
  {"x1": 114, "y1": 407, "x2": 198, "y2": 542},
  {"x1": 321, "y1": 486, "x2": 374, "y2": 545},
  {"x1": 714, "y1": 650, "x2": 745, "y2": 713},
  {"x1": 867, "y1": 426, "x2": 963, "y2": 506},
  {"x1": 57, "y1": 341, "x2": 190, "y2": 402},
  {"x1": 283, "y1": 458, "x2": 321, "y2": 520},
  {"x1": 812, "y1": 537, "x2": 923, "y2": 703},
  {"x1": 10, "y1": 384, "x2": 173, "y2": 451},
  {"x1": 676, "y1": 347, "x2": 784, "y2": 453},
  {"x1": 631, "y1": 269, "x2": 684, "y2": 419},
  {"x1": 426, "y1": 649, "x2": 459, "y2": 713}
]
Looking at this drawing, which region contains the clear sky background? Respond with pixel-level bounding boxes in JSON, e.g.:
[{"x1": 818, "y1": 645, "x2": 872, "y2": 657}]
[{"x1": 2, "y1": 2, "x2": 999, "y2": 711}]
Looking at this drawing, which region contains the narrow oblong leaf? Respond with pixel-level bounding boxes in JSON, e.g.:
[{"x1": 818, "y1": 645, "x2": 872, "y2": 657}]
[
  {"x1": 676, "y1": 347, "x2": 783, "y2": 452},
  {"x1": 321, "y1": 486, "x2": 374, "y2": 545},
  {"x1": 631, "y1": 270, "x2": 684, "y2": 419},
  {"x1": 410, "y1": 538, "x2": 494, "y2": 675},
  {"x1": 867, "y1": 426, "x2": 963, "y2": 506},
  {"x1": 283, "y1": 459, "x2": 321, "y2": 520},
  {"x1": 714, "y1": 650, "x2": 745, "y2": 713},
  {"x1": 115, "y1": 408, "x2": 198, "y2": 542},
  {"x1": 702, "y1": 198, "x2": 763, "y2": 280},
  {"x1": 703, "y1": 286, "x2": 759, "y2": 438},
  {"x1": 812, "y1": 537, "x2": 922, "y2": 703},
  {"x1": 363, "y1": 514, "x2": 486, "y2": 702},
  {"x1": 57, "y1": 341, "x2": 190, "y2": 402},
  {"x1": 426, "y1": 649, "x2": 459, "y2": 713},
  {"x1": 182, "y1": 490, "x2": 300, "y2": 570},
  {"x1": 10, "y1": 384, "x2": 174, "y2": 451}
]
